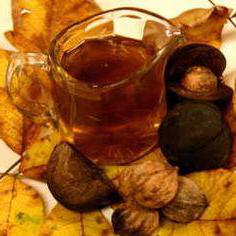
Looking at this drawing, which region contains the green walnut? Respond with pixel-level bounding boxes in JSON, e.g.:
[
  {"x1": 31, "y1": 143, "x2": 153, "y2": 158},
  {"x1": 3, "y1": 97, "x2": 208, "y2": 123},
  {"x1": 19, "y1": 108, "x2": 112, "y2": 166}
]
[{"x1": 159, "y1": 101, "x2": 232, "y2": 173}]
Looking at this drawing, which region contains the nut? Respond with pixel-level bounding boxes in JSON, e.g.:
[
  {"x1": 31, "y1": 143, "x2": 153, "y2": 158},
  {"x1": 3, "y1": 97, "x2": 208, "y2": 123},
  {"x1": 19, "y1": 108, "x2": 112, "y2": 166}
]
[
  {"x1": 181, "y1": 66, "x2": 218, "y2": 94},
  {"x1": 114, "y1": 160, "x2": 178, "y2": 209},
  {"x1": 161, "y1": 176, "x2": 208, "y2": 223},
  {"x1": 112, "y1": 202, "x2": 159, "y2": 236}
]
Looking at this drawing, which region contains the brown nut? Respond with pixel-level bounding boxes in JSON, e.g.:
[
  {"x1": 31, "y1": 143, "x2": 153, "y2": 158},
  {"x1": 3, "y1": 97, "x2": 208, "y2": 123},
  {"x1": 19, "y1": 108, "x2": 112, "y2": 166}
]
[
  {"x1": 181, "y1": 66, "x2": 218, "y2": 94},
  {"x1": 161, "y1": 176, "x2": 208, "y2": 223},
  {"x1": 165, "y1": 44, "x2": 233, "y2": 109},
  {"x1": 47, "y1": 142, "x2": 120, "y2": 212},
  {"x1": 114, "y1": 160, "x2": 178, "y2": 209},
  {"x1": 112, "y1": 202, "x2": 159, "y2": 236}
]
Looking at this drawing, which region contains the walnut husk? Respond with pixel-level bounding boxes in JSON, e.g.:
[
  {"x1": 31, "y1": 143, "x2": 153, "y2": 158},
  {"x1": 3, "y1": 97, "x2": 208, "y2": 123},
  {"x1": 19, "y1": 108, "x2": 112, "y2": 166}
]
[
  {"x1": 161, "y1": 176, "x2": 208, "y2": 223},
  {"x1": 112, "y1": 202, "x2": 159, "y2": 236},
  {"x1": 114, "y1": 160, "x2": 178, "y2": 209}
]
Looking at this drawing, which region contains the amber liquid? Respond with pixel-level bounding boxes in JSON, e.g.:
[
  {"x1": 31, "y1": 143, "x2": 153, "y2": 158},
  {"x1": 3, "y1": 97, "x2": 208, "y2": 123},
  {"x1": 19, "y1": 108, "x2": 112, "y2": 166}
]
[{"x1": 54, "y1": 36, "x2": 166, "y2": 165}]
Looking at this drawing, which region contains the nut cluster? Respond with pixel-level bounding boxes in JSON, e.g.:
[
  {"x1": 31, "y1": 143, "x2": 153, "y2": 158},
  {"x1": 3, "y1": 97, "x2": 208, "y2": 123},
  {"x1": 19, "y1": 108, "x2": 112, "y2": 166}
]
[{"x1": 112, "y1": 159, "x2": 208, "y2": 235}]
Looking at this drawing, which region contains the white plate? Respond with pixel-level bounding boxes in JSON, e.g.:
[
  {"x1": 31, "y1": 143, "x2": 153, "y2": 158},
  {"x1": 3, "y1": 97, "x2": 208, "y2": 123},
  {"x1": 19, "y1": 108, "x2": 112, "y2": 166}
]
[{"x1": 0, "y1": 0, "x2": 235, "y2": 216}]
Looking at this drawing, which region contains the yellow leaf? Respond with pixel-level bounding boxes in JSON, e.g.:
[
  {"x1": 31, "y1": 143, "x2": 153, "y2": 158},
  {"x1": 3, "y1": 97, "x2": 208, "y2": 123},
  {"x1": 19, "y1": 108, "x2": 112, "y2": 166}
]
[
  {"x1": 171, "y1": 6, "x2": 231, "y2": 48},
  {"x1": 7, "y1": 0, "x2": 100, "y2": 52},
  {"x1": 0, "y1": 88, "x2": 23, "y2": 154},
  {"x1": 0, "y1": 50, "x2": 9, "y2": 87},
  {"x1": 157, "y1": 219, "x2": 236, "y2": 236},
  {"x1": 188, "y1": 169, "x2": 236, "y2": 220},
  {"x1": 20, "y1": 122, "x2": 61, "y2": 180},
  {"x1": 0, "y1": 176, "x2": 45, "y2": 236},
  {"x1": 157, "y1": 169, "x2": 236, "y2": 235},
  {"x1": 40, "y1": 204, "x2": 114, "y2": 236}
]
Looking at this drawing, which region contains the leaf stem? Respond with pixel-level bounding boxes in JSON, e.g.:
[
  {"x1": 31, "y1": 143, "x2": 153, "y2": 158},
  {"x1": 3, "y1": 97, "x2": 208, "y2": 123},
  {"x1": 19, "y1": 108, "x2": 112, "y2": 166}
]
[{"x1": 0, "y1": 159, "x2": 21, "y2": 180}]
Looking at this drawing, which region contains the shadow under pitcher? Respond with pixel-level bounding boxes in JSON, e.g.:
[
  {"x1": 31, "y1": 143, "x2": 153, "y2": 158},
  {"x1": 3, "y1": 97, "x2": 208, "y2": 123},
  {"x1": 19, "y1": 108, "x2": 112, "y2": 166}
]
[{"x1": 7, "y1": 8, "x2": 182, "y2": 165}]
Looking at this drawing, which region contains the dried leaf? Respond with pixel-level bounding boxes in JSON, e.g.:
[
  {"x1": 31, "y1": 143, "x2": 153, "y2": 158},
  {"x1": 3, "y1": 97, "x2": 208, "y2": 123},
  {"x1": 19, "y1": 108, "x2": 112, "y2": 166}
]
[
  {"x1": 187, "y1": 169, "x2": 236, "y2": 220},
  {"x1": 157, "y1": 219, "x2": 236, "y2": 236},
  {"x1": 40, "y1": 204, "x2": 114, "y2": 236},
  {"x1": 20, "y1": 120, "x2": 61, "y2": 180},
  {"x1": 7, "y1": 0, "x2": 100, "y2": 52},
  {"x1": 171, "y1": 6, "x2": 231, "y2": 48},
  {"x1": 0, "y1": 175, "x2": 45, "y2": 235},
  {"x1": 0, "y1": 88, "x2": 23, "y2": 154}
]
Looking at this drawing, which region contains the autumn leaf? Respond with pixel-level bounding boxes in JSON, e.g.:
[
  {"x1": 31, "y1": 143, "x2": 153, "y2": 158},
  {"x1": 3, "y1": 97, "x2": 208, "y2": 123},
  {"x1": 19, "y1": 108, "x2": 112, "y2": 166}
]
[
  {"x1": 20, "y1": 120, "x2": 61, "y2": 180},
  {"x1": 171, "y1": 6, "x2": 231, "y2": 48},
  {"x1": 157, "y1": 219, "x2": 236, "y2": 236},
  {"x1": 156, "y1": 169, "x2": 236, "y2": 235},
  {"x1": 187, "y1": 169, "x2": 236, "y2": 220},
  {"x1": 0, "y1": 88, "x2": 23, "y2": 154},
  {"x1": 0, "y1": 50, "x2": 10, "y2": 87},
  {"x1": 40, "y1": 204, "x2": 114, "y2": 236},
  {"x1": 6, "y1": 0, "x2": 100, "y2": 52},
  {"x1": 0, "y1": 175, "x2": 45, "y2": 235}
]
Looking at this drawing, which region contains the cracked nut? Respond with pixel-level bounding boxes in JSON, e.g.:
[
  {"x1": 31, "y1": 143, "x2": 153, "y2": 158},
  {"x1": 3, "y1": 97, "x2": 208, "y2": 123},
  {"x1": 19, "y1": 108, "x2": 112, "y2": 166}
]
[
  {"x1": 181, "y1": 66, "x2": 218, "y2": 94},
  {"x1": 161, "y1": 176, "x2": 208, "y2": 223},
  {"x1": 114, "y1": 160, "x2": 178, "y2": 209},
  {"x1": 112, "y1": 202, "x2": 159, "y2": 236}
]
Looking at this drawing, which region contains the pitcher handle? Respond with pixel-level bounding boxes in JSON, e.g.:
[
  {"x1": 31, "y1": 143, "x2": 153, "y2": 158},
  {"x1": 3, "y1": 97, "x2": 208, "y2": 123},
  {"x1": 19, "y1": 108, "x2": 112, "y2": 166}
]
[{"x1": 6, "y1": 52, "x2": 55, "y2": 124}]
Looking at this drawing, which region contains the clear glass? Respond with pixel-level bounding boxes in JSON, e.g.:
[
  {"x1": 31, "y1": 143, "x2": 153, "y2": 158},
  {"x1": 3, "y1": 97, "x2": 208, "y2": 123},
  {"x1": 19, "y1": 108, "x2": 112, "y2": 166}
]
[{"x1": 7, "y1": 8, "x2": 182, "y2": 165}]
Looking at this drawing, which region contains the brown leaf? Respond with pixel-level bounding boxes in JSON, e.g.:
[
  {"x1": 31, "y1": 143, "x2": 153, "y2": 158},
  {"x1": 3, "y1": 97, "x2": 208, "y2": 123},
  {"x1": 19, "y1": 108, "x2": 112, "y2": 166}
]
[
  {"x1": 7, "y1": 0, "x2": 101, "y2": 52},
  {"x1": 171, "y1": 6, "x2": 231, "y2": 48},
  {"x1": 0, "y1": 88, "x2": 23, "y2": 154},
  {"x1": 0, "y1": 175, "x2": 45, "y2": 236},
  {"x1": 40, "y1": 204, "x2": 114, "y2": 236}
]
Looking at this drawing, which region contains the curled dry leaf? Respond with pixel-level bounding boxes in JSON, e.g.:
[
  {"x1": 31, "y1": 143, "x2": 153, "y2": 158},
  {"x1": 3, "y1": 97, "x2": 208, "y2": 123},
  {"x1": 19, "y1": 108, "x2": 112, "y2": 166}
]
[
  {"x1": 0, "y1": 88, "x2": 23, "y2": 154},
  {"x1": 113, "y1": 160, "x2": 178, "y2": 209},
  {"x1": 0, "y1": 176, "x2": 45, "y2": 236},
  {"x1": 7, "y1": 0, "x2": 100, "y2": 52},
  {"x1": 171, "y1": 6, "x2": 231, "y2": 48},
  {"x1": 40, "y1": 204, "x2": 114, "y2": 236},
  {"x1": 112, "y1": 202, "x2": 159, "y2": 236},
  {"x1": 161, "y1": 177, "x2": 208, "y2": 223},
  {"x1": 20, "y1": 119, "x2": 61, "y2": 180}
]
